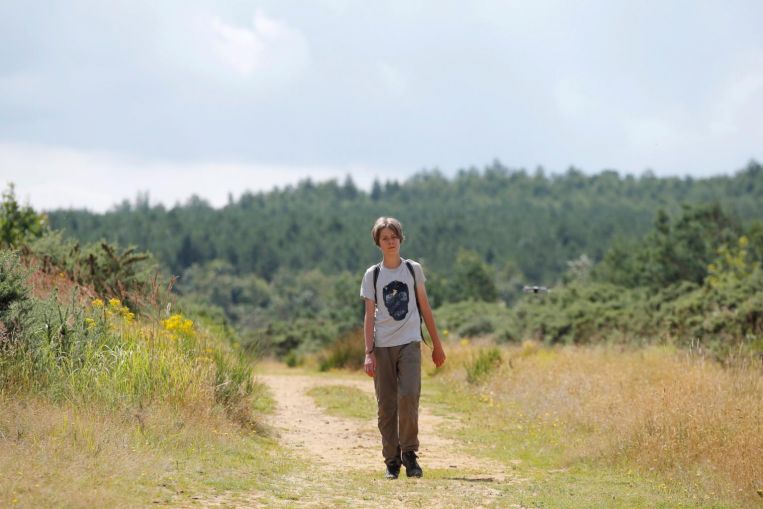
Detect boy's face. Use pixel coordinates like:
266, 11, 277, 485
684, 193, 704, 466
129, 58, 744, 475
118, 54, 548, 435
378, 227, 401, 256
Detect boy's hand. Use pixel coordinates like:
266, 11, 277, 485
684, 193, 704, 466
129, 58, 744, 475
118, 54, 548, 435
432, 345, 446, 368
364, 352, 376, 377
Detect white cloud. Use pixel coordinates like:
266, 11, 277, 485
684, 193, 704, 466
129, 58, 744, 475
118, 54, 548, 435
553, 77, 593, 117
0, 142, 399, 212
377, 62, 407, 95
210, 18, 265, 75
709, 63, 763, 135
624, 116, 685, 151
0, 1, 760, 180
209, 10, 311, 79
0, 71, 42, 108
619, 54, 763, 174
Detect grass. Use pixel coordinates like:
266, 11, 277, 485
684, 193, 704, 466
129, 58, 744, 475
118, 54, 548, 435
316, 328, 366, 371
269, 357, 739, 508
465, 346, 502, 383
1, 292, 257, 419
0, 393, 284, 508
0, 256, 276, 507
7, 338, 754, 508
426, 340, 762, 508
4, 246, 760, 507
1, 250, 256, 419
425, 381, 737, 508
307, 384, 376, 420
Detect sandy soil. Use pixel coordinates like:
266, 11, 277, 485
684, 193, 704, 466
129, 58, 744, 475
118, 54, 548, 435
259, 374, 509, 479
195, 372, 531, 509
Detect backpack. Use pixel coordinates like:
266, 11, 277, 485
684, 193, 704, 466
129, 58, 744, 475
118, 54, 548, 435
372, 260, 431, 348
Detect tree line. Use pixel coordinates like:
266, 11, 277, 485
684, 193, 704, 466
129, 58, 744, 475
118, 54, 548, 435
19, 159, 763, 355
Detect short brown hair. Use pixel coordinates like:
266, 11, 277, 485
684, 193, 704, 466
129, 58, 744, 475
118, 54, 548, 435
371, 217, 405, 246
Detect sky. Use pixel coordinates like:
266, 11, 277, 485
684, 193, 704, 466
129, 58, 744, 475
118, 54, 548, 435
1, 0, 762, 212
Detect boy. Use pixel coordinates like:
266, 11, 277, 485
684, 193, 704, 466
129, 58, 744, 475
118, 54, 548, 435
359, 217, 447, 479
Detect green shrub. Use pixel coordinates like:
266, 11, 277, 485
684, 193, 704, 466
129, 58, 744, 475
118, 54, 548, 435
514, 281, 646, 344
284, 349, 302, 368
25, 231, 156, 310
436, 300, 513, 338
465, 347, 502, 384
0, 250, 30, 337
317, 329, 365, 372
261, 317, 338, 357
0, 264, 257, 421
213, 349, 254, 408
497, 327, 518, 342
0, 184, 47, 248
458, 316, 495, 337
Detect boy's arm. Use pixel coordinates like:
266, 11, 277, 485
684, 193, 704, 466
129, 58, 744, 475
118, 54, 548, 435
415, 282, 446, 368
363, 298, 376, 377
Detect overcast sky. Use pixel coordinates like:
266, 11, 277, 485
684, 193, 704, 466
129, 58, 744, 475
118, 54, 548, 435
1, 0, 762, 212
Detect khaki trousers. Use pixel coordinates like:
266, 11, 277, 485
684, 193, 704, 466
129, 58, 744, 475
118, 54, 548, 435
373, 341, 421, 464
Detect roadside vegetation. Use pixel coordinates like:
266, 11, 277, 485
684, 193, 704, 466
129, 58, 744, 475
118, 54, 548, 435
431, 341, 762, 507
304, 341, 760, 508
0, 186, 273, 507
3, 162, 763, 507
46, 162, 763, 359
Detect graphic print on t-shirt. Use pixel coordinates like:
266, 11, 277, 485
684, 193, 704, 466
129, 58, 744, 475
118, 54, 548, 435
383, 280, 409, 321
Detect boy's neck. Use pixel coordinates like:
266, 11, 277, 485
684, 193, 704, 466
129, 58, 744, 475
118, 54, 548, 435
382, 254, 402, 269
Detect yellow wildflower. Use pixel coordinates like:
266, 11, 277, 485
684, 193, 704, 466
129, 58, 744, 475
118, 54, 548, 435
459, 338, 470, 347
109, 298, 121, 308
91, 298, 104, 308
162, 314, 194, 337
85, 318, 96, 330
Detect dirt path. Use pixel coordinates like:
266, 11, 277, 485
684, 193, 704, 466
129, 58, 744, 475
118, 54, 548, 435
260, 373, 509, 478
198, 371, 531, 509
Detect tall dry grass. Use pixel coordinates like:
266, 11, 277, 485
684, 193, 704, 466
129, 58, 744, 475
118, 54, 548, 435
449, 342, 763, 504
0, 393, 270, 508
1, 294, 256, 423
315, 328, 366, 371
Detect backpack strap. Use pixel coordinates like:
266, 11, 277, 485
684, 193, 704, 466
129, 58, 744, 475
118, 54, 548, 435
406, 261, 431, 348
404, 260, 422, 322
372, 263, 381, 303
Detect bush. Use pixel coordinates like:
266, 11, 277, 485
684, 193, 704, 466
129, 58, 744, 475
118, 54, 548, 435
25, 231, 157, 310
0, 269, 257, 423
0, 250, 30, 335
465, 347, 502, 384
262, 317, 339, 357
436, 300, 514, 339
0, 184, 47, 248
317, 329, 365, 372
514, 281, 646, 344
458, 316, 495, 337
497, 327, 519, 342
213, 349, 254, 409
284, 349, 302, 368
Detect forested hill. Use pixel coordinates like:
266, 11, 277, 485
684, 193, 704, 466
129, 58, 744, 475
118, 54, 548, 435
48, 161, 763, 286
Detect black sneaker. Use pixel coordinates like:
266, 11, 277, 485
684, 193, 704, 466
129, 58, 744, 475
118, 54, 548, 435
401, 451, 423, 478
385, 459, 401, 480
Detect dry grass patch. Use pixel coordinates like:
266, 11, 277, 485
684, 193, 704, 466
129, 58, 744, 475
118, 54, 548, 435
462, 343, 763, 505
0, 395, 280, 508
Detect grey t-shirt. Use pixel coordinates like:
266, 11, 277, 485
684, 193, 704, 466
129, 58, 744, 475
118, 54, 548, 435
360, 258, 426, 348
